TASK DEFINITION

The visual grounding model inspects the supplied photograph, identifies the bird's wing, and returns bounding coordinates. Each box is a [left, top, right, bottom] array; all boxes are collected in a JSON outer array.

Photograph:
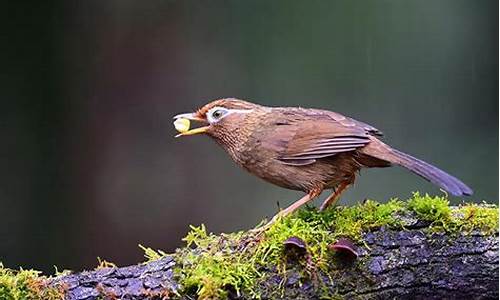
[[310, 108, 383, 136], [260, 110, 371, 166]]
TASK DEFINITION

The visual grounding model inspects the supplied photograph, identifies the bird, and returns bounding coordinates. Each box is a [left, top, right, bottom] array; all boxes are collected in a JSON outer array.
[[174, 98, 472, 229]]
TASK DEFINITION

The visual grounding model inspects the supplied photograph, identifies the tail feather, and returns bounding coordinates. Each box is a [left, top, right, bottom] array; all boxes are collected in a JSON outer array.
[[360, 139, 473, 196], [389, 149, 473, 196]]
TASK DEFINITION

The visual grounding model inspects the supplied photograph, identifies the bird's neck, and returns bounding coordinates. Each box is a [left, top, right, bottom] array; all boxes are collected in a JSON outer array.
[[211, 127, 252, 165]]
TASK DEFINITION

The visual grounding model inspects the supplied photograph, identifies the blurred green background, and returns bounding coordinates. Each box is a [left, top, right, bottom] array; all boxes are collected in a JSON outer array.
[[1, 0, 497, 273]]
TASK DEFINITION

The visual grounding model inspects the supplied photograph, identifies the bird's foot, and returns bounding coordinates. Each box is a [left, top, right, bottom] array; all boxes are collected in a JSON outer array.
[[319, 182, 350, 211], [249, 191, 319, 235], [319, 201, 334, 212], [248, 213, 283, 235]]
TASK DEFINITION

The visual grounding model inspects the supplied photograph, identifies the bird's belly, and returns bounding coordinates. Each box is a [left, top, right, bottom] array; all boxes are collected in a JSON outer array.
[[240, 155, 359, 192], [245, 163, 306, 191]]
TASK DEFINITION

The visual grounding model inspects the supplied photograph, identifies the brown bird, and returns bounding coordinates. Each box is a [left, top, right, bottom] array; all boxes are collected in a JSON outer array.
[[174, 98, 472, 228]]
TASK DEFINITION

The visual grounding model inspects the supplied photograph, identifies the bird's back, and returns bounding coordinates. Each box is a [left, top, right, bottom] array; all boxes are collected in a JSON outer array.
[[236, 107, 378, 192]]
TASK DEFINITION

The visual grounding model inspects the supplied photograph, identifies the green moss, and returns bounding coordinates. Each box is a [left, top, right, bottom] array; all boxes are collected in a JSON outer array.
[[174, 225, 258, 299], [95, 257, 117, 270], [139, 244, 168, 262], [407, 192, 499, 234], [455, 203, 499, 235], [150, 194, 498, 300], [0, 264, 65, 300], [407, 192, 452, 225], [178, 247, 256, 299], [307, 198, 405, 242]]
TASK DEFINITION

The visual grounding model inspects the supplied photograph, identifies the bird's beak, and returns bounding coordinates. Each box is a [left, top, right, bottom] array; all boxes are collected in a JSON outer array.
[[173, 113, 209, 137]]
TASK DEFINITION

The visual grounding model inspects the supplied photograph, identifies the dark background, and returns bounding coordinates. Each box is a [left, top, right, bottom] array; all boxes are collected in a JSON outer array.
[[1, 0, 498, 273]]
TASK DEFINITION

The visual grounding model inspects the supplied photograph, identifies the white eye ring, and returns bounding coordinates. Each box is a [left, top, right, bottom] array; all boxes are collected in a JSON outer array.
[[207, 107, 230, 123], [206, 107, 254, 124]]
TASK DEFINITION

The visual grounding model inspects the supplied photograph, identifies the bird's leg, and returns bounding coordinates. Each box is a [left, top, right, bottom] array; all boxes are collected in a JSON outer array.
[[251, 189, 322, 233], [277, 189, 321, 218], [319, 181, 350, 211]]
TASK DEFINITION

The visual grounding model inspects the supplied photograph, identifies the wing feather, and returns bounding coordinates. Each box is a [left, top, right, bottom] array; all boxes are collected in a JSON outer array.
[[254, 109, 375, 166], [271, 118, 371, 165]]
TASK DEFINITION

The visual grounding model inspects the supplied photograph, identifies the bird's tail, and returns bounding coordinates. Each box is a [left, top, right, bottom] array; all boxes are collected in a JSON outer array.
[[361, 139, 473, 196]]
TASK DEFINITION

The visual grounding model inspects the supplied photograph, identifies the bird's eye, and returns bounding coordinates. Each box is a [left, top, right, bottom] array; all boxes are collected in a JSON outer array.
[[207, 107, 231, 123], [212, 109, 225, 119]]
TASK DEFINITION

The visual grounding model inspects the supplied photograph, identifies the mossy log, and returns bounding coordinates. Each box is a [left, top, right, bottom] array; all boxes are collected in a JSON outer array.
[[50, 202, 499, 300], [53, 231, 499, 300]]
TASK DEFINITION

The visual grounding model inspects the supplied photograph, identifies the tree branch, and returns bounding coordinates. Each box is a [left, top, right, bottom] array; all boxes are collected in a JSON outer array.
[[51, 202, 499, 300]]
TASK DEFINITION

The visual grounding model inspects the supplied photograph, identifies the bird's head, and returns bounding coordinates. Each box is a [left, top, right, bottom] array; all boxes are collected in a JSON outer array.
[[173, 98, 264, 141]]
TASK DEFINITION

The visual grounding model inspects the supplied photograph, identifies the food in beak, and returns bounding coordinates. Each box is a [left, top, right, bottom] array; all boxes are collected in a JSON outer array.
[[173, 113, 209, 137], [174, 118, 191, 133]]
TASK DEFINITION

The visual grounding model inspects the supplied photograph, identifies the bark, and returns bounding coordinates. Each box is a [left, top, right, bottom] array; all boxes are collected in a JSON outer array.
[[51, 215, 499, 300]]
